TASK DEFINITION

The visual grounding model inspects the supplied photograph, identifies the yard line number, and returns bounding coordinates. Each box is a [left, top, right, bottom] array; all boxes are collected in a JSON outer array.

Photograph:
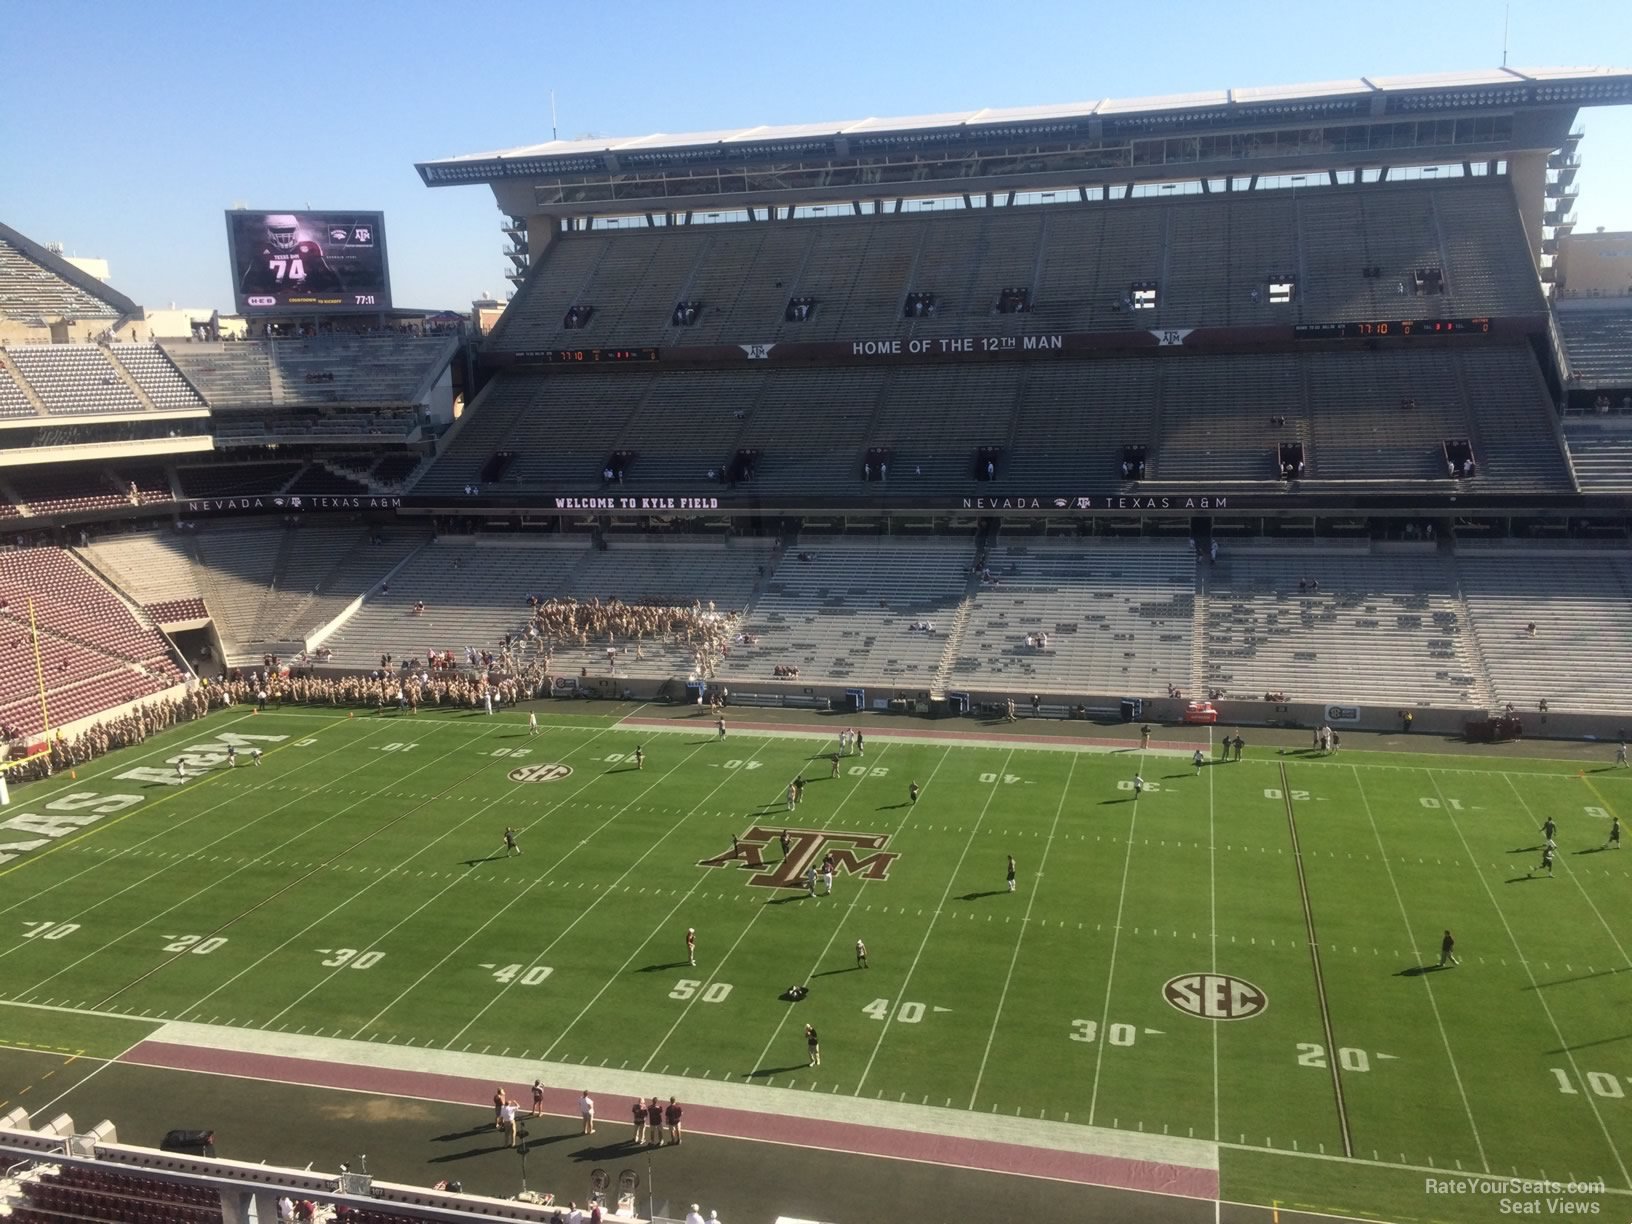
[[1550, 1068, 1629, 1099], [1070, 1019, 1138, 1046], [670, 979, 732, 1002]]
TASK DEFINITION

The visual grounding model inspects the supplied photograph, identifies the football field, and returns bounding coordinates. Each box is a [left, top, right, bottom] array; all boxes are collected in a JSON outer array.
[[2, 704, 1630, 1223]]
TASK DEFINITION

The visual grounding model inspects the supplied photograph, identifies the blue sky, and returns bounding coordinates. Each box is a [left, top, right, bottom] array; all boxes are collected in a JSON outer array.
[[2, 0, 1628, 313]]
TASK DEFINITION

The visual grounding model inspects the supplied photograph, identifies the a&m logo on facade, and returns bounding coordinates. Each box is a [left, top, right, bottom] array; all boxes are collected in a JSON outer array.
[[699, 825, 899, 889]]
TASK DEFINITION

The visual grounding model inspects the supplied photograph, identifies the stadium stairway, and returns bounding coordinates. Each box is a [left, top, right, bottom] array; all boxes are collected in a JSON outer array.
[[0, 349, 47, 415], [927, 565, 987, 700]]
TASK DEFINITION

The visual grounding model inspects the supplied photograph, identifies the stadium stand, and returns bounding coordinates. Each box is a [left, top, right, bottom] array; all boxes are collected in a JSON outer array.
[[488, 180, 1544, 353], [107, 342, 207, 408], [422, 344, 1568, 496], [176, 461, 306, 498], [186, 526, 432, 661], [0, 548, 185, 736], [1200, 551, 1486, 707], [0, 222, 132, 325], [713, 538, 973, 689], [951, 540, 1196, 697], [5, 344, 147, 415], [319, 536, 770, 676], [78, 533, 204, 608], [161, 335, 457, 408], [1556, 306, 1632, 388], [1561, 421, 1632, 492], [0, 358, 41, 418], [1457, 552, 1632, 715]]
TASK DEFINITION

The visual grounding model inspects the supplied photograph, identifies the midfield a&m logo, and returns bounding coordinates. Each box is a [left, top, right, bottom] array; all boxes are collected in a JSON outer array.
[[699, 824, 899, 889], [1163, 973, 1268, 1021]]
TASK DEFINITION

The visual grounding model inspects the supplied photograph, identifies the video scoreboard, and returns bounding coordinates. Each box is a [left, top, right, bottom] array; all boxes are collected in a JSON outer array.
[[225, 210, 392, 315]]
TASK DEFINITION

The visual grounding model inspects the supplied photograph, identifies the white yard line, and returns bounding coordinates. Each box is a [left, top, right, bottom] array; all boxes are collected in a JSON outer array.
[[239, 724, 622, 1027], [391, 733, 773, 1048], [1500, 772, 1632, 968], [851, 748, 1015, 1098], [92, 724, 512, 1018], [967, 752, 1075, 1108], [1087, 750, 1145, 1127], [0, 716, 392, 971], [2, 710, 258, 806], [1207, 725, 1220, 1143], [744, 747, 953, 1082], [1430, 773, 1629, 1188], [350, 727, 721, 1044], [1352, 766, 1488, 1172]]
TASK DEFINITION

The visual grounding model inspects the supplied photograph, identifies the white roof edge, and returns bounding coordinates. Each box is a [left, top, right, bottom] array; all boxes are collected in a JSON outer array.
[[422, 67, 1632, 167]]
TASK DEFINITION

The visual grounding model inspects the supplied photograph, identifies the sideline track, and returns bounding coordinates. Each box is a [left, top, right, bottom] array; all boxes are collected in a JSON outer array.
[[118, 1020, 1219, 1200]]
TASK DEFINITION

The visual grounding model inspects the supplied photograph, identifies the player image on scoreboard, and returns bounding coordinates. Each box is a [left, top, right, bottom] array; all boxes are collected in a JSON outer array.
[[225, 210, 392, 313]]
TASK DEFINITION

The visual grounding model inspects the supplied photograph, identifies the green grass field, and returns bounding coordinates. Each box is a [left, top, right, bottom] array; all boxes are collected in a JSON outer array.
[[2, 705, 1630, 1223]]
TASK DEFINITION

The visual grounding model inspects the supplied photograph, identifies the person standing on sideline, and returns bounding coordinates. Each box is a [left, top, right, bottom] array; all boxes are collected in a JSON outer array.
[[1616, 741, 1628, 768], [499, 1097, 519, 1147], [855, 938, 869, 969], [855, 730, 865, 756], [1233, 733, 1246, 761], [794, 776, 805, 805], [1439, 929, 1460, 967], [493, 1086, 508, 1129], [647, 1097, 664, 1146], [1132, 773, 1145, 798], [634, 744, 644, 770], [579, 1089, 595, 1135], [1607, 816, 1621, 850], [632, 1097, 647, 1145], [665, 1096, 683, 1145], [1192, 749, 1204, 775], [1006, 854, 1017, 893], [504, 826, 521, 857], [909, 781, 920, 805], [175, 758, 187, 780], [528, 711, 539, 737], [686, 927, 697, 967], [805, 1024, 821, 1067], [717, 716, 727, 742], [830, 752, 841, 778], [531, 1079, 544, 1116]]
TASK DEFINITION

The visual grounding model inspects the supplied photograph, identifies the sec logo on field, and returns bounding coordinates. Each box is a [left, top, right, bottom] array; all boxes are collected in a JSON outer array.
[[1163, 973, 1267, 1021], [509, 763, 572, 784]]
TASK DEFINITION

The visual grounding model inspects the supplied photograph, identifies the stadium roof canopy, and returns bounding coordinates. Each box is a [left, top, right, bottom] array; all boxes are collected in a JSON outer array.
[[419, 66, 1632, 191]]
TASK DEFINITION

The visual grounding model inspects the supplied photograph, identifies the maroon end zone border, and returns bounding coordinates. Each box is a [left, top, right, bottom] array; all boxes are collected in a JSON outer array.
[[121, 1040, 1218, 1201]]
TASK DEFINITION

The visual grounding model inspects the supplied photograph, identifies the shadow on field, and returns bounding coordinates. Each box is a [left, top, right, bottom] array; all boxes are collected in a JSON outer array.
[[811, 966, 862, 977], [433, 1122, 499, 1143], [956, 889, 1006, 901], [1526, 966, 1627, 990], [1574, 846, 1609, 855], [568, 1139, 647, 1163], [428, 1139, 516, 1163], [1544, 1032, 1632, 1055], [1395, 964, 1443, 977], [765, 893, 809, 905], [1505, 873, 1544, 883], [636, 961, 691, 973], [461, 853, 507, 866], [744, 1062, 807, 1080]]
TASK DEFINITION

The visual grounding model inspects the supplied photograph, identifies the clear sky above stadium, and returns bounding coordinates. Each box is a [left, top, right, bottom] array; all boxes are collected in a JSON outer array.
[[2, 0, 1628, 314]]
